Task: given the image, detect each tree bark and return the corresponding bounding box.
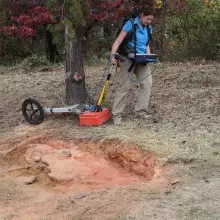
[45,30,60,63]
[65,25,86,105]
[159,0,166,60]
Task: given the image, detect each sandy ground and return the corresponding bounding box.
[0,61,220,220]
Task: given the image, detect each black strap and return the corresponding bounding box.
[134,24,137,57]
[128,24,137,72]
[128,60,136,72]
[125,18,135,43]
[128,25,152,72]
[127,22,152,73]
[146,25,152,47]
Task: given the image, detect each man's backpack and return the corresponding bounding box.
[117,14,153,56]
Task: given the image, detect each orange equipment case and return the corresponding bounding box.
[79,108,110,126]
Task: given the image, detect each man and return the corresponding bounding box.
[110,7,154,125]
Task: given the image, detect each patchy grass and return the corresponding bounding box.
[0,178,18,202]
[0,61,220,220]
[0,213,16,220]
[1,61,220,171]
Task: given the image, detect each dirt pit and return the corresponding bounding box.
[2,137,164,193]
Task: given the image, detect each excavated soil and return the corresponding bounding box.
[1,137,163,193]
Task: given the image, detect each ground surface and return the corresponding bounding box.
[0,61,220,220]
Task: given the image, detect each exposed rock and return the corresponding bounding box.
[58,149,72,158]
[31,151,41,162]
[18,175,37,185]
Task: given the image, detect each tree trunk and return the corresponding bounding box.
[45,30,60,63]
[65,25,86,105]
[159,0,166,60]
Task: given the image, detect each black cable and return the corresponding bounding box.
[127,63,157,83]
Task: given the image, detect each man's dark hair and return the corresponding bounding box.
[139,7,155,16]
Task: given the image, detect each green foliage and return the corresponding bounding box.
[0,34,34,65]
[166,0,220,60]
[65,0,86,26]
[22,55,50,68]
[0,0,7,27]
[47,19,74,45]
[84,52,109,66]
[46,0,86,42]
[84,26,114,65]
[2,0,220,65]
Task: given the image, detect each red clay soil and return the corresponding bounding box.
[2,136,167,193]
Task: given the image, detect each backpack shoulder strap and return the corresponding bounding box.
[126,18,137,55]
[125,18,135,40]
[146,25,153,46]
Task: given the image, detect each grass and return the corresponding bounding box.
[1,213,16,220]
[0,61,220,220]
[2,60,219,163]
[0,178,18,202]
